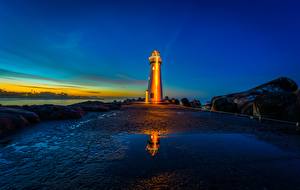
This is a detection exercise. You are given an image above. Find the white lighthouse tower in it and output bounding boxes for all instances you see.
[145,50,163,103]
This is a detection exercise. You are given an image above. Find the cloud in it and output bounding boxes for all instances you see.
[0,19,146,90]
[115,73,146,84]
[80,73,146,86]
[16,85,58,90]
[0,26,146,89]
[0,68,56,82]
[85,90,102,94]
[0,67,146,89]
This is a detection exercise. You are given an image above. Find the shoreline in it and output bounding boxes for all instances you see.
[0,100,299,138]
[0,100,122,136]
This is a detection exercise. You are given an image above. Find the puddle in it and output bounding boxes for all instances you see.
[107,132,300,189]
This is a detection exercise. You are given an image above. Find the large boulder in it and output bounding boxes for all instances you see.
[253,92,298,121]
[0,107,40,123]
[181,98,191,107]
[105,102,122,110]
[70,101,121,112]
[137,97,145,102]
[23,105,83,120]
[286,90,300,122]
[190,99,202,108]
[265,77,298,92]
[169,98,180,105]
[0,113,29,135]
[211,77,299,121]
[211,96,238,113]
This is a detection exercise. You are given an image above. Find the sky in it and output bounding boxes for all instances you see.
[0,0,300,102]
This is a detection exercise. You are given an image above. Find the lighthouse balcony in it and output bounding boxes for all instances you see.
[149,57,162,64]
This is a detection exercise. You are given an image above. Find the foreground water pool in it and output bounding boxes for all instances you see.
[1,108,300,189]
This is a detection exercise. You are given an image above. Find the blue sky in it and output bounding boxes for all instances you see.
[0,0,299,101]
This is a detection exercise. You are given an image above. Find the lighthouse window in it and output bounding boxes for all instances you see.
[150,93,154,98]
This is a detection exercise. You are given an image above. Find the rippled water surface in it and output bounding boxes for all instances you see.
[1,105,300,189]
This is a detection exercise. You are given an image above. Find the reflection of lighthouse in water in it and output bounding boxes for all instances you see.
[146,131,160,156]
[145,50,163,103]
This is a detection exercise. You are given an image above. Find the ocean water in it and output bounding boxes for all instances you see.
[0,98,125,106]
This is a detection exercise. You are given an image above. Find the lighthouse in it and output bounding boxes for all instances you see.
[146,50,163,103]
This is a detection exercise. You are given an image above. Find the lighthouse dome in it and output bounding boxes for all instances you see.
[151,50,160,57]
[149,50,162,64]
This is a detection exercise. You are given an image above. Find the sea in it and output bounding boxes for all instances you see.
[0,98,125,106]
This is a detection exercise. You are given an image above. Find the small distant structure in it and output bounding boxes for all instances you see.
[145,90,149,103]
[145,50,163,103]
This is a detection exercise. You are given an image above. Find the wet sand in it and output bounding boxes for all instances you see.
[1,104,300,189]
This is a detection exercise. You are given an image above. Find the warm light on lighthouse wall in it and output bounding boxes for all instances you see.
[146,50,163,103]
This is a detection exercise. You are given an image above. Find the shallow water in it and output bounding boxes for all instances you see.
[1,108,300,189]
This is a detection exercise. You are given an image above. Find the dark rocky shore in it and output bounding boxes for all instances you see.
[211,77,300,122]
[0,101,121,136]
[1,77,299,137]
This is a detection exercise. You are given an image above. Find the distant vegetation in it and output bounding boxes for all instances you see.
[0,89,101,99]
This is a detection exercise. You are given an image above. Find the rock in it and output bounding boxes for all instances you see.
[203,102,212,110]
[105,103,121,110]
[137,97,144,102]
[123,98,136,104]
[190,99,201,108]
[24,105,83,120]
[168,98,180,105]
[0,113,29,135]
[0,107,40,123]
[211,96,238,113]
[296,91,300,121]
[253,92,297,121]
[0,106,39,135]
[267,77,298,92]
[285,104,300,122]
[181,98,191,107]
[240,102,253,116]
[69,101,121,112]
[281,91,300,122]
[211,77,299,121]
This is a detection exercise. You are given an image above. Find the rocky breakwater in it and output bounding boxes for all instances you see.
[211,77,300,122]
[0,107,40,134]
[69,100,121,112]
[0,101,121,136]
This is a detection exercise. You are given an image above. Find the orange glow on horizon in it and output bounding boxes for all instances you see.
[0,82,143,98]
